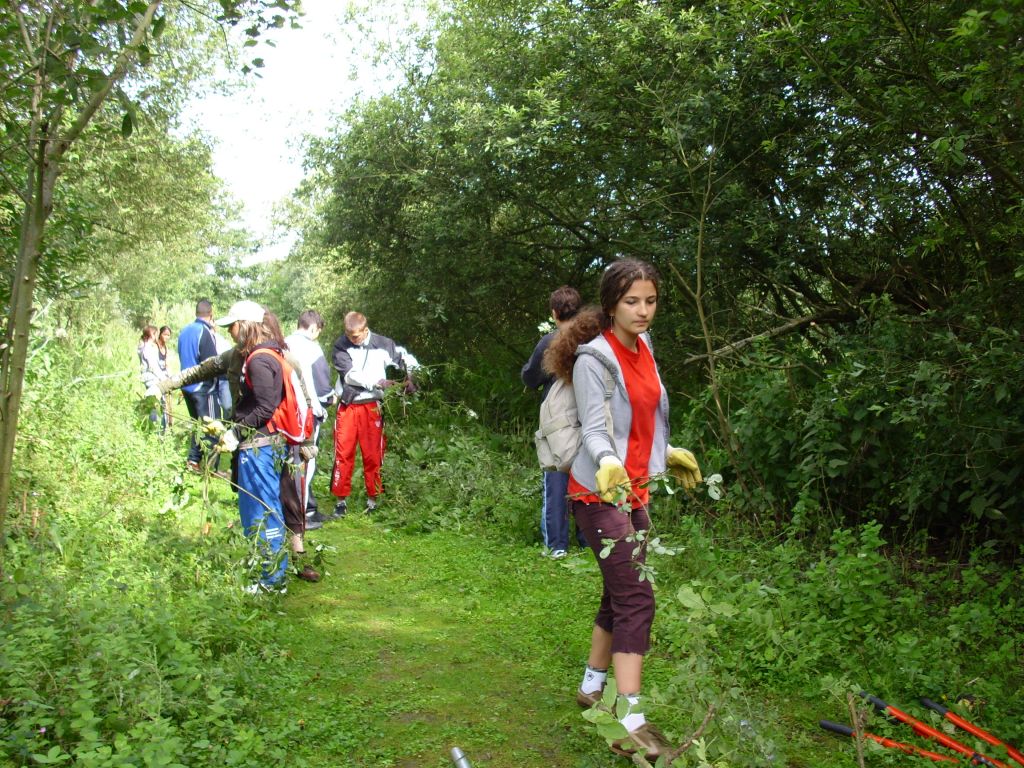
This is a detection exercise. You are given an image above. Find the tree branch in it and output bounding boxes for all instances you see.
[50,2,162,165]
[683,309,851,366]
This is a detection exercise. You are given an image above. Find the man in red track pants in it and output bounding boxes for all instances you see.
[332,399,386,504]
[328,311,418,518]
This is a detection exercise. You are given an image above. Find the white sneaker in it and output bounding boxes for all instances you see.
[550,549,568,560]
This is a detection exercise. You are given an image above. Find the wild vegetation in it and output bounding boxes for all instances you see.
[1,0,1022,766]
[0,321,1020,767]
[300,0,1024,551]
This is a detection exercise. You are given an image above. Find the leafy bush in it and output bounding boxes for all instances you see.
[682,298,1024,551]
[376,387,539,542]
[650,516,1023,765]
[0,316,298,768]
[3,308,1020,768]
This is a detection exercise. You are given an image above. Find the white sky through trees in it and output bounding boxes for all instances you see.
[184,0,428,264]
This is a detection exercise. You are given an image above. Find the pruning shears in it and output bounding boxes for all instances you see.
[821,694,1020,766]
[819,719,959,763]
[920,698,1024,767]
[860,692,1010,767]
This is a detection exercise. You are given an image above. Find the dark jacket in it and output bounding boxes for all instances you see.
[234,343,285,436]
[521,331,556,401]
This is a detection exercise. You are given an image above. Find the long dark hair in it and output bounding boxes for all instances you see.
[543,258,661,382]
[543,306,603,382]
[261,311,289,351]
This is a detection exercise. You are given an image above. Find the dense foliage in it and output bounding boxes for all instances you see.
[0,317,302,768]
[2,314,1019,767]
[0,2,277,321]
[298,0,1024,549]
[1,1,1021,765]
[0,0,307,537]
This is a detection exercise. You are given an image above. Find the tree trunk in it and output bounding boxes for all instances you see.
[0,2,161,553]
[0,121,60,551]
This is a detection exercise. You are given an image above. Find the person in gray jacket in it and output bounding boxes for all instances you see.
[544,259,702,761]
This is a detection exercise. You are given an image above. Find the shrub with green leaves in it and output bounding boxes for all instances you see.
[0,316,298,768]
[650,516,1023,765]
[681,298,1024,551]
[375,386,538,542]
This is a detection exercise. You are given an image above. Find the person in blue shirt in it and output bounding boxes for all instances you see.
[176,299,220,472]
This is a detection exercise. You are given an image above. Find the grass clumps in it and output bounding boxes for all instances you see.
[0,319,295,768]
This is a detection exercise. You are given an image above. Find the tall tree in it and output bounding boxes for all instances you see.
[306,0,1024,539]
[0,0,301,545]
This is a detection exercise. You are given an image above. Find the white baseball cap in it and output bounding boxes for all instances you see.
[216,300,265,326]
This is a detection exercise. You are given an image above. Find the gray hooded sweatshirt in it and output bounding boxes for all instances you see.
[569,332,670,494]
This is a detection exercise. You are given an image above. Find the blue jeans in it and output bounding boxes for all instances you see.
[183,384,217,464]
[216,377,232,419]
[237,444,288,586]
[541,470,584,550]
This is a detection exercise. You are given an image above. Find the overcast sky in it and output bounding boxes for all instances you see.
[183,0,426,263]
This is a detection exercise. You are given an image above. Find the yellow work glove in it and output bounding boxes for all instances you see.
[595,456,631,504]
[201,416,227,437]
[667,447,702,489]
[215,428,239,454]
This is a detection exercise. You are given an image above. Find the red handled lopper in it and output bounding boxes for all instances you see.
[920,699,1024,767]
[861,692,1010,768]
[819,720,960,763]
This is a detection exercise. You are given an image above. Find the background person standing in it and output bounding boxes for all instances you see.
[213,326,234,419]
[137,325,167,430]
[521,285,584,559]
[212,302,291,593]
[177,299,220,472]
[156,326,174,430]
[284,310,335,526]
[329,311,418,518]
[150,303,321,584]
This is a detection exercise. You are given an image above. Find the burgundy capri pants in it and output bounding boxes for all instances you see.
[571,499,655,655]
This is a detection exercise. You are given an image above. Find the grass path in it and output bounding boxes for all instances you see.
[262,515,641,768]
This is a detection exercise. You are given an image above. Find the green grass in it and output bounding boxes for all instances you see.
[258,515,630,767]
[228,508,849,768]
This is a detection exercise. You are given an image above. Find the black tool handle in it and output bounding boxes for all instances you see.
[920,698,949,716]
[860,691,889,711]
[820,720,854,737]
